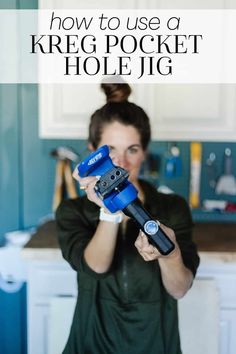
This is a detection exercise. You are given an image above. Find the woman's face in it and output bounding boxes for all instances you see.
[97,121,146,183]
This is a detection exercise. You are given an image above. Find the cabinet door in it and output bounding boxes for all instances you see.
[48,296,76,354]
[197,261,236,354]
[134,0,236,141]
[151,84,236,141]
[39,0,139,139]
[28,304,49,354]
[220,309,236,354]
[39,0,236,141]
[178,278,220,354]
[29,294,77,354]
[27,260,77,354]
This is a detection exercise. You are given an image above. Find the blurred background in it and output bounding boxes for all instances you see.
[0,1,236,354]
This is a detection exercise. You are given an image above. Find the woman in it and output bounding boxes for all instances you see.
[56,82,200,354]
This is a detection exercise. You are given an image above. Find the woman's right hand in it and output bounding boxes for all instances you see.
[73,167,104,208]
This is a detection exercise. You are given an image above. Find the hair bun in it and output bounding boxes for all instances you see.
[101,83,132,103]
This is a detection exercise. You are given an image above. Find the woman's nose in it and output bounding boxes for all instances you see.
[112,154,128,169]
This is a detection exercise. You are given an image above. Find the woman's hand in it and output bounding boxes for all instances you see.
[134,223,180,262]
[135,223,193,298]
[73,167,121,274]
[73,167,104,208]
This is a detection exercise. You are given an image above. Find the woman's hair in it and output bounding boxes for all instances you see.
[88,83,151,150]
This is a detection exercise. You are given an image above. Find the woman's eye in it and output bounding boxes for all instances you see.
[128,147,139,154]
[108,146,115,153]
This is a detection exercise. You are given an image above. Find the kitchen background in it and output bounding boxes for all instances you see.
[1,0,236,354]
[1,83,236,239]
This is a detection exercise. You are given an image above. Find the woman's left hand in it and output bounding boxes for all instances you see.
[134,223,179,261]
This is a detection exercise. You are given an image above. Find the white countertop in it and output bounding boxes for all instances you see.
[21,247,63,261]
[21,246,236,265]
[200,252,236,264]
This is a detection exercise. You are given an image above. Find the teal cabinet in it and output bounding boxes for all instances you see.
[0,282,27,354]
[0,85,21,238]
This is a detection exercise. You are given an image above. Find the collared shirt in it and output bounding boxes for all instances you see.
[56,179,200,354]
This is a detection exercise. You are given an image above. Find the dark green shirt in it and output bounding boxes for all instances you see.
[56,180,200,354]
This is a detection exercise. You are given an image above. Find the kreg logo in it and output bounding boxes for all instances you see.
[88,152,103,166]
